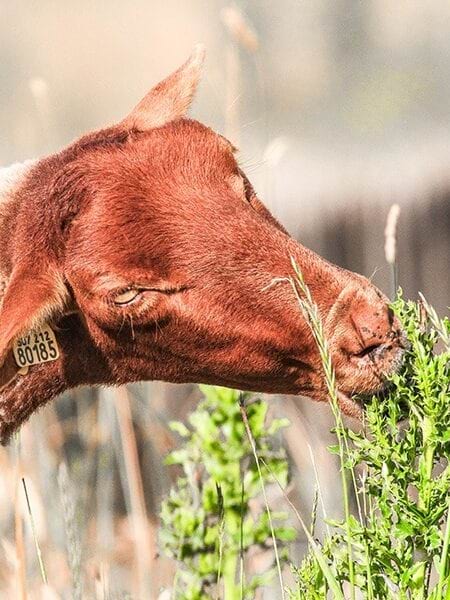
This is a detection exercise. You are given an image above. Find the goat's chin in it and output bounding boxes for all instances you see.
[336,390,364,419]
[308,383,388,420]
[308,388,364,420]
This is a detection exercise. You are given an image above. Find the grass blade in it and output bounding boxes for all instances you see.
[239,397,286,600]
[21,477,47,585]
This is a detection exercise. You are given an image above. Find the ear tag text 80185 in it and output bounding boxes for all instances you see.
[13,325,60,368]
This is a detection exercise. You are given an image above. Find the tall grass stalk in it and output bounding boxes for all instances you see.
[94,562,110,600]
[57,462,82,600]
[14,440,27,600]
[419,292,450,349]
[259,456,345,600]
[239,397,285,600]
[21,477,48,585]
[114,388,154,598]
[384,203,401,300]
[306,444,330,538]
[239,479,245,599]
[222,4,258,146]
[288,257,357,600]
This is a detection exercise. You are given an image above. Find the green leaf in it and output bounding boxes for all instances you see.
[169,420,190,437]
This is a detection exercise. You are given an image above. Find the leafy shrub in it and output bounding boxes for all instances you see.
[291,294,450,599]
[159,385,295,599]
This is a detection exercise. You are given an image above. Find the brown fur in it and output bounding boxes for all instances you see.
[0,48,404,444]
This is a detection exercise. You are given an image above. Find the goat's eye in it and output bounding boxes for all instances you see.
[113,289,141,306]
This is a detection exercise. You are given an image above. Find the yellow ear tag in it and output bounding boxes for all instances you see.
[13,325,60,368]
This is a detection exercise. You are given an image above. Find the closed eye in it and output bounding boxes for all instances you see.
[112,284,191,307]
[113,289,141,305]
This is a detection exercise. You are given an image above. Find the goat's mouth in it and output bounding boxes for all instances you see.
[336,382,393,419]
[334,342,406,419]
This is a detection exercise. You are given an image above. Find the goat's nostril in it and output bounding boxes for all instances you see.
[354,343,382,359]
[350,300,395,349]
[387,306,395,327]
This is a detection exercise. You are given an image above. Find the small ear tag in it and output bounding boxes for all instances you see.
[13,325,60,368]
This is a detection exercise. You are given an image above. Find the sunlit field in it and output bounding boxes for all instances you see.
[0,3,449,598]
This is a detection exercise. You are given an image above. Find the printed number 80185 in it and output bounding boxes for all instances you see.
[13,326,60,368]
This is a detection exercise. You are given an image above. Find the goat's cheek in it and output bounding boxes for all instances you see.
[76,302,118,329]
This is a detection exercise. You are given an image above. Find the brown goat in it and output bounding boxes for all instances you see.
[0,46,404,444]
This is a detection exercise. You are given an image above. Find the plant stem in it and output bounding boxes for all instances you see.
[216,483,225,599]
[239,479,245,599]
[437,496,450,599]
[222,549,239,599]
[417,414,436,599]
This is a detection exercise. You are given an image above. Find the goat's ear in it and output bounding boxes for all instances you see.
[121,44,205,131]
[0,263,68,364]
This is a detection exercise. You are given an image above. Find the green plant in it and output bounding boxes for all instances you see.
[289,287,450,599]
[159,385,295,599]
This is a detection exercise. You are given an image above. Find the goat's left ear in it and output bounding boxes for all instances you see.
[121,44,205,131]
[0,262,67,364]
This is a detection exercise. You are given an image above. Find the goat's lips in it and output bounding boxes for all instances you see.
[334,340,406,414]
[337,377,395,419]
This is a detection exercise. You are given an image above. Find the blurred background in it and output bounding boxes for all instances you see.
[0,1,449,598]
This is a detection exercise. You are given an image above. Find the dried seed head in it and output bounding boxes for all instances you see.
[221,5,259,52]
[384,203,401,265]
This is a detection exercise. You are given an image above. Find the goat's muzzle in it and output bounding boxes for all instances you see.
[324,281,406,418]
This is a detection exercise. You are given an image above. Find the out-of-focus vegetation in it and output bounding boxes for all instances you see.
[160,386,294,599]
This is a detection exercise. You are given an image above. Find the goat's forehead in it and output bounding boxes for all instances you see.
[67,120,238,182]
[78,122,240,190]
[130,120,237,164]
[155,118,232,142]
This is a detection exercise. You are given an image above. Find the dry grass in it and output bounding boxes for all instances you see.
[0,381,341,598]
